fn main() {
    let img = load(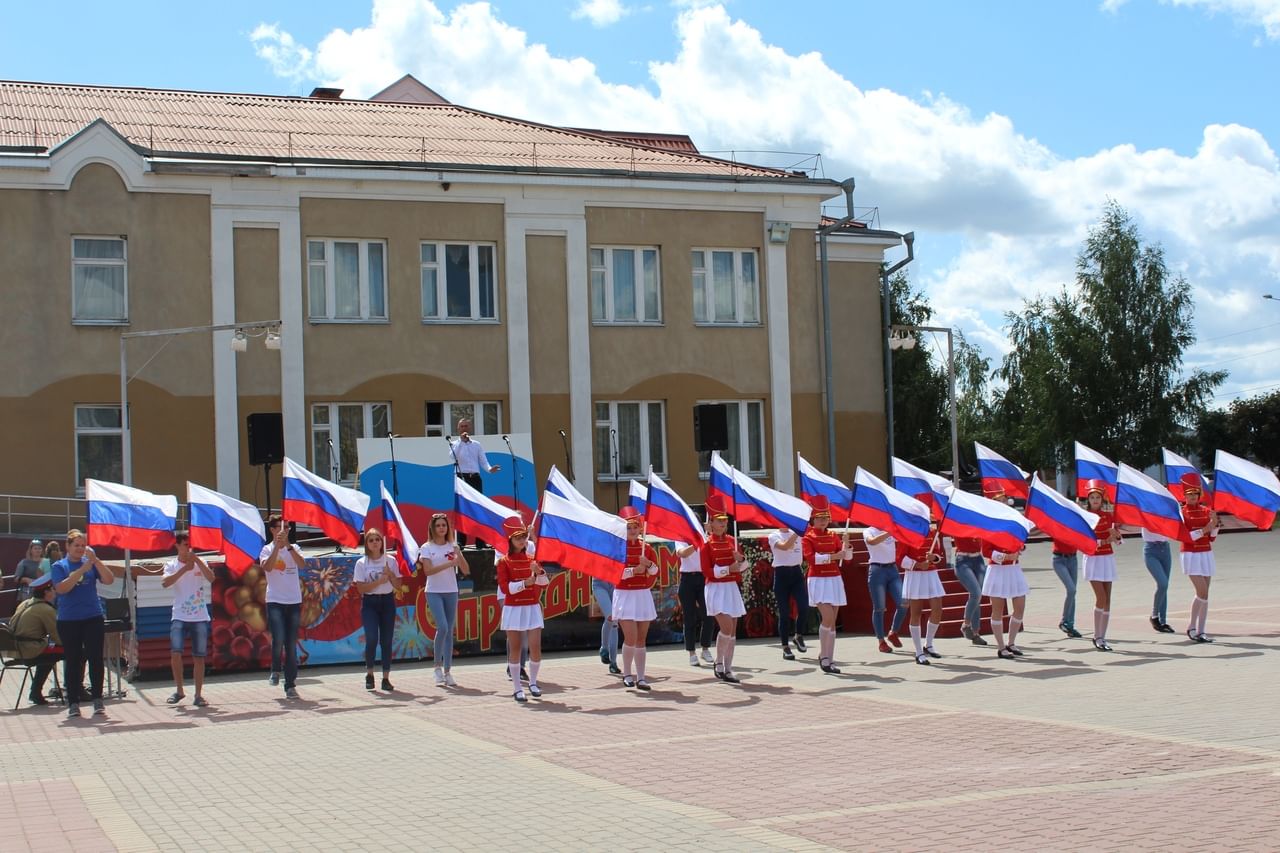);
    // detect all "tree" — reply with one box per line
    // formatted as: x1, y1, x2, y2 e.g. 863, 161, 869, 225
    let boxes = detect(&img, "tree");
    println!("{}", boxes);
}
1195, 390, 1280, 471
995, 201, 1225, 473
887, 272, 949, 470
